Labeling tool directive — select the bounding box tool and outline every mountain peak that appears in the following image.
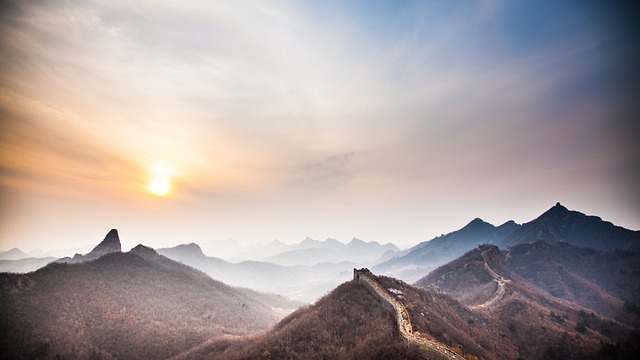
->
[176,243,204,255]
[130,244,160,261]
[462,218,494,231]
[84,229,121,260]
[498,204,639,250]
[0,247,29,260]
[537,202,570,219]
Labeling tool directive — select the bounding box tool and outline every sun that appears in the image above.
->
[148,175,171,196]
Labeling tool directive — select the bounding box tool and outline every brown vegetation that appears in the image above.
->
[505,240,640,326]
[412,246,640,359]
[0,248,296,360]
[178,280,423,360]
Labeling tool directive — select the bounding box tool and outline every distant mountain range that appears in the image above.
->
[374,203,640,282]
[210,236,399,264]
[157,243,356,302]
[0,248,30,261]
[260,237,399,266]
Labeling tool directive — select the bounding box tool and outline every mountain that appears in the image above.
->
[504,240,640,326]
[262,237,399,266]
[167,279,425,360]
[414,245,639,359]
[26,244,95,259]
[175,266,638,360]
[157,243,355,302]
[375,203,640,284]
[0,248,29,261]
[230,237,346,261]
[373,218,518,282]
[57,228,122,263]
[497,203,640,250]
[0,230,298,360]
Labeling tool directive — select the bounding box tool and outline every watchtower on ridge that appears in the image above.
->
[353,268,372,281]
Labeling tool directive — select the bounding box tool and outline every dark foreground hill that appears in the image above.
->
[167,280,423,360]
[0,241,299,360]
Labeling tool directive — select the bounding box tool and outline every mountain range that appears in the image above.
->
[2,203,640,358]
[157,243,354,302]
[374,203,640,282]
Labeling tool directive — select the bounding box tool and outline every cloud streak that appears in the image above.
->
[1,0,638,251]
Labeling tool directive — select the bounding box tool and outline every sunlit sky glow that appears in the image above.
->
[1,0,639,252]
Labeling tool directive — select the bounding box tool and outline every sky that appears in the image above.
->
[1,0,639,253]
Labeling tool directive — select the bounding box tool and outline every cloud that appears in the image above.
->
[1,0,639,249]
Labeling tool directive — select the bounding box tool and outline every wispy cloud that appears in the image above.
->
[1,0,638,249]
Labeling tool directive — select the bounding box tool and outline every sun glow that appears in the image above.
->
[148,175,171,196]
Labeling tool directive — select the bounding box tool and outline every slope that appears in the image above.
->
[415,245,639,359]
[168,279,424,360]
[504,240,640,326]
[0,236,295,360]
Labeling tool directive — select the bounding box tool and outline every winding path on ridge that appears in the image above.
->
[470,249,510,310]
[355,270,465,360]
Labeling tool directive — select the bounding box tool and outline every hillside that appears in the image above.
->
[504,240,640,326]
[414,245,639,359]
[0,232,298,360]
[173,265,639,360]
[168,280,423,360]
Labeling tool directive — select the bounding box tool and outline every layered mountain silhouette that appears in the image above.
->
[373,218,518,281]
[262,237,399,266]
[157,243,357,302]
[497,203,640,250]
[0,230,300,360]
[0,256,57,273]
[0,248,30,260]
[375,203,640,282]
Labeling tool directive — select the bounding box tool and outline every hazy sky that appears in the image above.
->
[1,0,639,253]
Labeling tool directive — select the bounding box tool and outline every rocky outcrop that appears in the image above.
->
[57,229,122,264]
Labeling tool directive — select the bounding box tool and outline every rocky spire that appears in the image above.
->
[62,229,122,263]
